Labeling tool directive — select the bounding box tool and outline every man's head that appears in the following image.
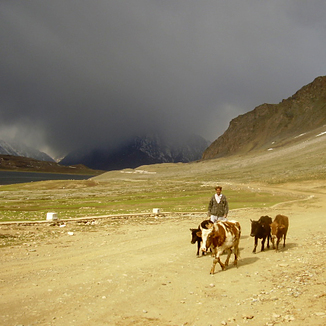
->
[215,186,222,195]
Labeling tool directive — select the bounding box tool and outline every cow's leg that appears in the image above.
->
[210,250,225,274]
[267,234,270,249]
[196,240,200,256]
[283,233,286,248]
[261,236,266,251]
[210,257,220,274]
[271,237,276,249]
[276,237,281,252]
[224,248,232,267]
[233,244,239,267]
[253,237,258,253]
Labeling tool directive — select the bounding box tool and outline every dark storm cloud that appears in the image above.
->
[1,1,326,157]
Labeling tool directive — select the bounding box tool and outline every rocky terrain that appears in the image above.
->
[203,76,326,159]
[0,139,54,162]
[0,154,103,175]
[0,181,325,326]
[0,76,325,325]
[60,133,210,171]
[0,130,326,325]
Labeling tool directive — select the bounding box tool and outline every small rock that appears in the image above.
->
[242,314,254,320]
[315,312,326,316]
[278,264,289,267]
[284,315,295,321]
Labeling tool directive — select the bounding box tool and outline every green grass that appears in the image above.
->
[1,130,324,223]
[0,179,295,222]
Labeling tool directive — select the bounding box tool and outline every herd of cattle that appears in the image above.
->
[190,214,289,274]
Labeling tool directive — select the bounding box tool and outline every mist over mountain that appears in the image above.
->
[203,76,326,160]
[0,139,54,162]
[60,134,210,171]
[2,75,325,173]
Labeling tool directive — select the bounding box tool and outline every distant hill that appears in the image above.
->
[60,133,210,171]
[0,154,103,175]
[202,76,326,159]
[0,139,54,162]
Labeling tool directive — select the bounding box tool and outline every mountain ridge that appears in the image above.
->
[202,76,326,159]
[0,139,54,162]
[60,133,210,171]
[0,154,103,175]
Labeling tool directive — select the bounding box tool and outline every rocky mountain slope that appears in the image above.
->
[0,139,54,162]
[0,154,103,175]
[60,133,210,171]
[202,76,326,159]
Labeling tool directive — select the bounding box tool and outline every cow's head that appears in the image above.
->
[270,221,286,239]
[258,215,272,229]
[270,221,277,238]
[250,219,259,237]
[190,228,200,244]
[198,220,214,252]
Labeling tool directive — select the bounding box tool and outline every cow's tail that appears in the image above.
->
[235,244,240,259]
[236,221,241,259]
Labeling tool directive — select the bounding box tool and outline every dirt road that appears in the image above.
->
[1,182,325,326]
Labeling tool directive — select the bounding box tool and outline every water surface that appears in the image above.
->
[0,170,96,185]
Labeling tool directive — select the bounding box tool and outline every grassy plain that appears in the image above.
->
[1,131,326,326]
[2,130,326,222]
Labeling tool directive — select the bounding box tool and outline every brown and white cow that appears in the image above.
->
[270,214,289,251]
[198,220,241,274]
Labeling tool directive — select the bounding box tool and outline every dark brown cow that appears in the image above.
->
[270,214,289,251]
[190,227,202,256]
[250,215,272,253]
[198,220,241,274]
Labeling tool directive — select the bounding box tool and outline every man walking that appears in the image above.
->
[208,186,229,222]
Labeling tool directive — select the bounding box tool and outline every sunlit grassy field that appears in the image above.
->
[1,132,325,223]
[0,178,295,222]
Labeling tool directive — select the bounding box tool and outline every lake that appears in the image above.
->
[0,170,97,185]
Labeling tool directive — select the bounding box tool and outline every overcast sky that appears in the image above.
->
[1,1,325,158]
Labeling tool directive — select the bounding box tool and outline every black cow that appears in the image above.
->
[190,219,212,256]
[190,227,202,256]
[250,215,272,253]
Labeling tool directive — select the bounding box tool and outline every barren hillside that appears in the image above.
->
[203,76,326,159]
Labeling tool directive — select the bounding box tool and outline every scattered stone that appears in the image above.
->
[315,312,326,316]
[242,314,254,320]
[284,315,295,321]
